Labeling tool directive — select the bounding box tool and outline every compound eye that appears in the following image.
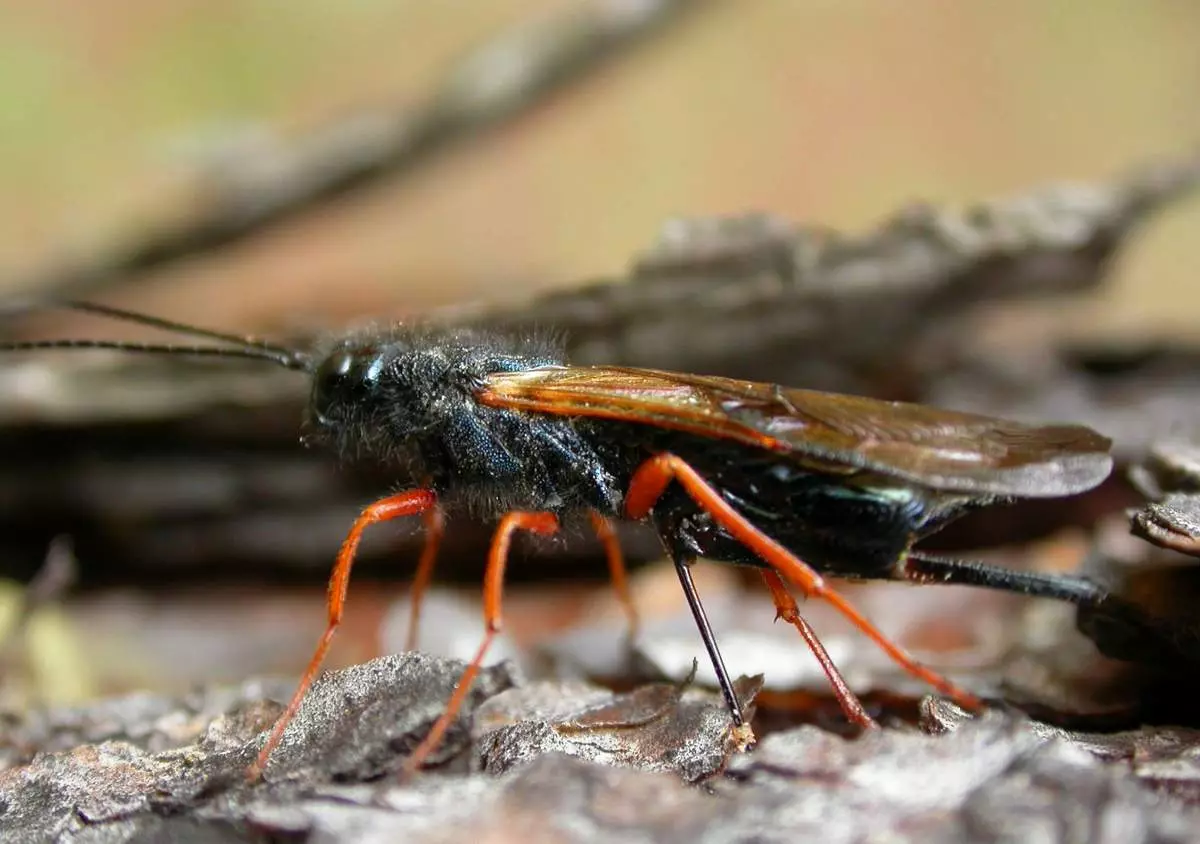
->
[312,349,359,422]
[319,348,355,389]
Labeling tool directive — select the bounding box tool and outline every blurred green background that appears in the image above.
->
[1,1,1197,339]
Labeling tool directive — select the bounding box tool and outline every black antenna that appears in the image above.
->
[0,339,309,369]
[0,300,313,371]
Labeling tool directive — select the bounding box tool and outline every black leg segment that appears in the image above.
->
[671,553,745,727]
[903,551,1108,607]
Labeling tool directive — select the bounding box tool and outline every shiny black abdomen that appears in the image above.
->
[579,421,962,579]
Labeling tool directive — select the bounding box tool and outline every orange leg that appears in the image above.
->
[624,454,983,712]
[405,506,447,651]
[588,511,640,639]
[759,570,878,730]
[247,489,437,781]
[402,511,560,777]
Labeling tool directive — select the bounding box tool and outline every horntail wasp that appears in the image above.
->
[0,301,1115,779]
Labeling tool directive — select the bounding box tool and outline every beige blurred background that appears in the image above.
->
[1,1,1197,709]
[1,1,1197,341]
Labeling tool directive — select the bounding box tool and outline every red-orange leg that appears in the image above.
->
[588,511,640,639]
[625,454,983,713]
[402,511,560,777]
[759,570,878,730]
[405,506,447,651]
[247,489,437,782]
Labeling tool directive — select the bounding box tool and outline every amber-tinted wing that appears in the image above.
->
[479,366,1113,497]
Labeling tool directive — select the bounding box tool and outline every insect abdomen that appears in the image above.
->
[584,422,930,578]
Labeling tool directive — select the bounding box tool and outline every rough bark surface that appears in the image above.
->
[2,654,1198,844]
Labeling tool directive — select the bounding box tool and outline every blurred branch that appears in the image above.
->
[1,0,706,302]
[6,150,1197,425]
[453,148,1200,385]
[0,154,1196,586]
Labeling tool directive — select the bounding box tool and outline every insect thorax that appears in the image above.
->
[398,399,627,520]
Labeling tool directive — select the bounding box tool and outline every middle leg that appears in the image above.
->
[402,510,560,776]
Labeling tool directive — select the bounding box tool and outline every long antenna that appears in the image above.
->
[0,339,309,370]
[0,300,313,371]
[57,301,304,358]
